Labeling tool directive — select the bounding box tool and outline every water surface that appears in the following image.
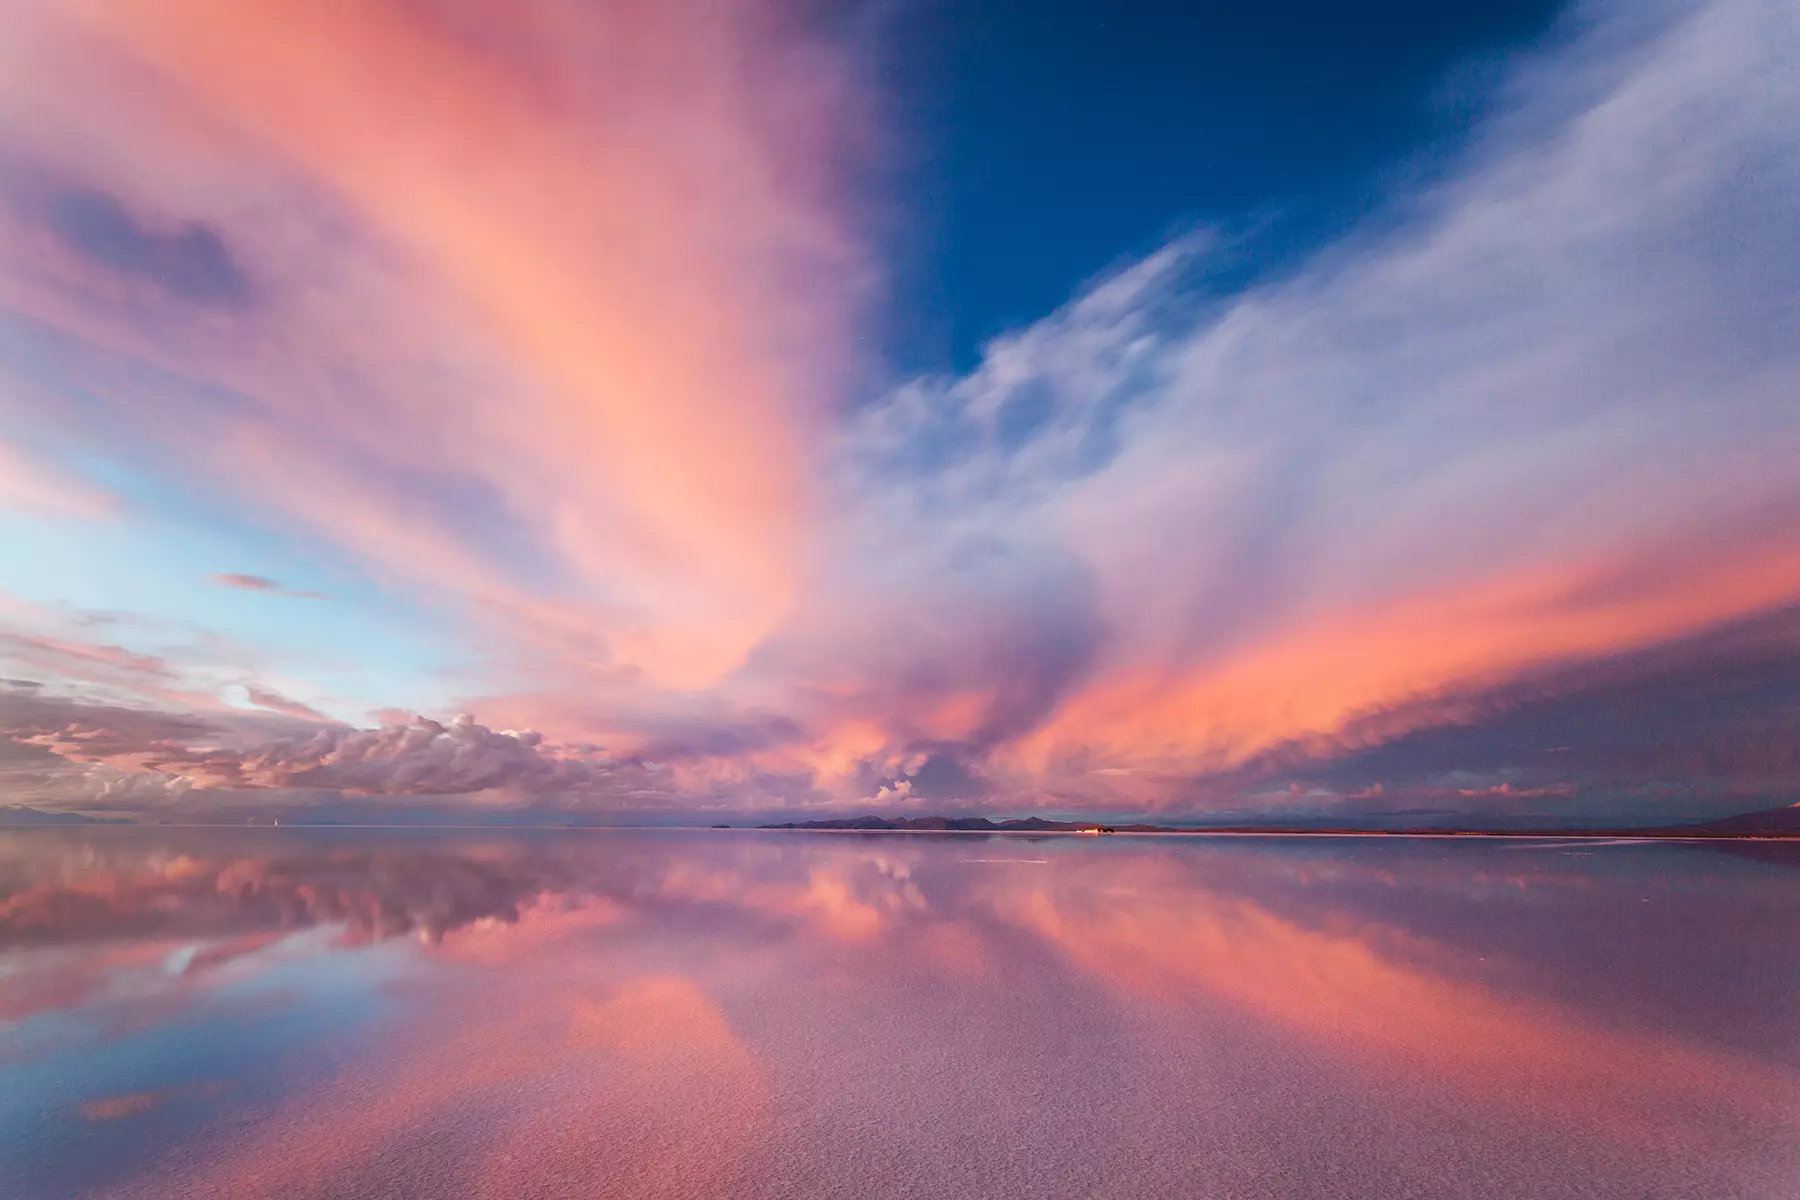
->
[3,829,1797,1198]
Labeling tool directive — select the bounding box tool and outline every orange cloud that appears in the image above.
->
[1003,523,1800,785]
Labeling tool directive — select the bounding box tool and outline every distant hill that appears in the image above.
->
[1675,803,1800,835]
[762,815,1156,833]
[0,805,136,826]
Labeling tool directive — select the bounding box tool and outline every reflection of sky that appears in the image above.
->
[2,830,1798,1199]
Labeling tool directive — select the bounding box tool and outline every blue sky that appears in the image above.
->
[879,0,1565,370]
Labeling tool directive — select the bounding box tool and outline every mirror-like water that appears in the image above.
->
[3,829,1797,1199]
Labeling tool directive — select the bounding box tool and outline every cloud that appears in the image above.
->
[212,573,280,591]
[12,707,598,797]
[0,630,177,690]
[237,682,330,722]
[0,690,635,805]
[0,684,791,814]
[45,189,252,309]
[0,437,117,519]
[1239,601,1800,818]
[870,779,913,806]
[0,620,332,722]
[0,0,871,691]
[212,574,325,600]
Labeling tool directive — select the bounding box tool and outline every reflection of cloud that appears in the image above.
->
[79,1080,230,1121]
[0,835,933,965]
[992,853,1800,1147]
[0,838,561,951]
[105,972,770,1200]
[657,850,929,943]
[781,868,888,941]
[0,930,295,1029]
[79,1092,158,1121]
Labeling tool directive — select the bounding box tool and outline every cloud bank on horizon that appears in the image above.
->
[0,0,1797,821]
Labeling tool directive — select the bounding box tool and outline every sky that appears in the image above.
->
[0,0,1797,824]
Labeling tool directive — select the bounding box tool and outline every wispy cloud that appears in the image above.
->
[211,574,325,600]
[0,437,118,520]
[0,0,870,690]
[237,681,330,722]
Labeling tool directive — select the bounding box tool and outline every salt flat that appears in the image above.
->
[2,829,1796,1200]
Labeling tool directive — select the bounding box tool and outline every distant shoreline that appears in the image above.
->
[749,826,1800,842]
[753,810,1800,840]
[4,823,1793,842]
[5,798,1798,840]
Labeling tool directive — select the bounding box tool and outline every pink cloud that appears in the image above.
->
[212,574,325,600]
[11,704,603,797]
[0,631,175,689]
[0,0,869,692]
[238,683,329,722]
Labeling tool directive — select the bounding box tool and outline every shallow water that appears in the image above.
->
[2,828,1797,1199]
